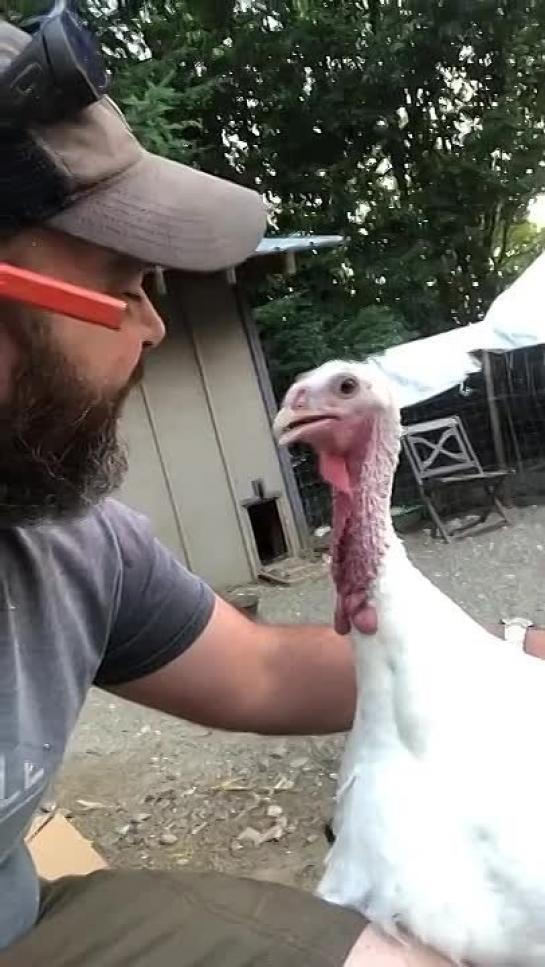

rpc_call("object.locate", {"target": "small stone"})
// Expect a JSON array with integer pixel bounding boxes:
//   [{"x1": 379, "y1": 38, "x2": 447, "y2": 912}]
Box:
[
  {"x1": 76, "y1": 799, "x2": 107, "y2": 812},
  {"x1": 273, "y1": 776, "x2": 294, "y2": 791},
  {"x1": 237, "y1": 826, "x2": 262, "y2": 846},
  {"x1": 40, "y1": 800, "x2": 56, "y2": 814},
  {"x1": 117, "y1": 824, "x2": 131, "y2": 838},
  {"x1": 270, "y1": 743, "x2": 287, "y2": 759},
  {"x1": 177, "y1": 857, "x2": 190, "y2": 867},
  {"x1": 266, "y1": 804, "x2": 283, "y2": 819},
  {"x1": 132, "y1": 812, "x2": 151, "y2": 824},
  {"x1": 259, "y1": 822, "x2": 286, "y2": 844},
  {"x1": 306, "y1": 833, "x2": 318, "y2": 844},
  {"x1": 289, "y1": 757, "x2": 309, "y2": 770},
  {"x1": 159, "y1": 832, "x2": 179, "y2": 846},
  {"x1": 225, "y1": 589, "x2": 259, "y2": 618},
  {"x1": 314, "y1": 525, "x2": 331, "y2": 538}
]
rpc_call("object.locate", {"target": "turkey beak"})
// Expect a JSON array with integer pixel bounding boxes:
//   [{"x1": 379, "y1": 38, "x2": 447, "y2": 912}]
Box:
[{"x1": 272, "y1": 406, "x2": 296, "y2": 444}]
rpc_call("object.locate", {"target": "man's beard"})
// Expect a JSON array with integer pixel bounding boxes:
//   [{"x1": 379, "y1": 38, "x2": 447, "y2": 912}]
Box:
[{"x1": 0, "y1": 305, "x2": 138, "y2": 527}]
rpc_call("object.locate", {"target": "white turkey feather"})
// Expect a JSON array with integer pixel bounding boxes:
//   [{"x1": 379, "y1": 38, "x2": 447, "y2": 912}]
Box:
[
  {"x1": 273, "y1": 360, "x2": 545, "y2": 966},
  {"x1": 318, "y1": 532, "x2": 545, "y2": 964}
]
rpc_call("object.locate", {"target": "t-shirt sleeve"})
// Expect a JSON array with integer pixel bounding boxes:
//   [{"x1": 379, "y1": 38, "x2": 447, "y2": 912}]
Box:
[{"x1": 95, "y1": 500, "x2": 215, "y2": 687}]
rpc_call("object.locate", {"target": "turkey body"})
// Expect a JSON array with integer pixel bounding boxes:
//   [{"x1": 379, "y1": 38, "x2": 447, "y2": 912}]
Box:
[{"x1": 317, "y1": 532, "x2": 545, "y2": 966}]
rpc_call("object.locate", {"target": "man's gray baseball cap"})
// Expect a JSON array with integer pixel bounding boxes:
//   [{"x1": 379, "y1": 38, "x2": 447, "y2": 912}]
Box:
[{"x1": 0, "y1": 20, "x2": 266, "y2": 271}]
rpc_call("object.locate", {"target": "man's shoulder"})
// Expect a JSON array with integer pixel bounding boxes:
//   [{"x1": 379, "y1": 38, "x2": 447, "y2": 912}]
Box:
[
  {"x1": 15, "y1": 498, "x2": 151, "y2": 579},
  {"x1": 89, "y1": 497, "x2": 149, "y2": 542},
  {"x1": 38, "y1": 498, "x2": 148, "y2": 545}
]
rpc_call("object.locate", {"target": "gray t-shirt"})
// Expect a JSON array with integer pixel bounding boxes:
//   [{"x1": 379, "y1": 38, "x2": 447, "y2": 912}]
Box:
[{"x1": 0, "y1": 498, "x2": 214, "y2": 949}]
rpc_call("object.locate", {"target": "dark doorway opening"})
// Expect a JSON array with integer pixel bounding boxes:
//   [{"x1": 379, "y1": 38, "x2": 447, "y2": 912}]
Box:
[{"x1": 247, "y1": 498, "x2": 287, "y2": 565}]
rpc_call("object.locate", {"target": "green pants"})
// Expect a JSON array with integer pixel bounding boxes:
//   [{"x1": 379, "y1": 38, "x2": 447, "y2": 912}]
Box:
[{"x1": 0, "y1": 869, "x2": 365, "y2": 966}]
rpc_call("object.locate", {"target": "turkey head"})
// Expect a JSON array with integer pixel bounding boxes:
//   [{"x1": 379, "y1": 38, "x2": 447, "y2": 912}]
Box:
[{"x1": 273, "y1": 361, "x2": 401, "y2": 636}]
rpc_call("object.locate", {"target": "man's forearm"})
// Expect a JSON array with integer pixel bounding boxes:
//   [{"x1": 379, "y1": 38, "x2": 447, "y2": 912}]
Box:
[
  {"x1": 256, "y1": 622, "x2": 357, "y2": 735},
  {"x1": 256, "y1": 616, "x2": 545, "y2": 737},
  {"x1": 118, "y1": 596, "x2": 357, "y2": 736},
  {"x1": 253, "y1": 617, "x2": 545, "y2": 738}
]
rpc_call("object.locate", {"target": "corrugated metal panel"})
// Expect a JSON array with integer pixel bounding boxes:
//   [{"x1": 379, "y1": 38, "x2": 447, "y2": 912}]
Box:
[{"x1": 254, "y1": 235, "x2": 344, "y2": 257}]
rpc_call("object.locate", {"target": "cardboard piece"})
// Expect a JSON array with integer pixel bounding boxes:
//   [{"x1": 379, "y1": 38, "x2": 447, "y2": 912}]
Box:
[{"x1": 25, "y1": 812, "x2": 107, "y2": 881}]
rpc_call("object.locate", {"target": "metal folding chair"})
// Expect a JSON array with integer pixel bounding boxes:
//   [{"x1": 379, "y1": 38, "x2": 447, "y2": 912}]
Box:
[{"x1": 401, "y1": 415, "x2": 512, "y2": 542}]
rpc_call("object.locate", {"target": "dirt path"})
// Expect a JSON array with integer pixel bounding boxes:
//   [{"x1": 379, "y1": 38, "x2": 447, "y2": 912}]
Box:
[{"x1": 56, "y1": 504, "x2": 545, "y2": 889}]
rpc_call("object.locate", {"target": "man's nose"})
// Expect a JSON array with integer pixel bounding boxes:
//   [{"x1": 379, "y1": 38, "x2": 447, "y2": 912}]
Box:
[{"x1": 140, "y1": 294, "x2": 166, "y2": 348}]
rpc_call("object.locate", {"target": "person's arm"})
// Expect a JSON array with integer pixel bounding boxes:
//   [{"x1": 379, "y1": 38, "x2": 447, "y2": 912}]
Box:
[
  {"x1": 524, "y1": 626, "x2": 545, "y2": 657},
  {"x1": 96, "y1": 502, "x2": 356, "y2": 734},
  {"x1": 343, "y1": 925, "x2": 454, "y2": 966},
  {"x1": 113, "y1": 594, "x2": 357, "y2": 734}
]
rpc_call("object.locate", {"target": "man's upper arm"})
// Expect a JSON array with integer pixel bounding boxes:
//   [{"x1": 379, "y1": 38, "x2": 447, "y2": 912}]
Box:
[
  {"x1": 95, "y1": 501, "x2": 215, "y2": 688},
  {"x1": 111, "y1": 593, "x2": 276, "y2": 730},
  {"x1": 97, "y1": 501, "x2": 272, "y2": 730}
]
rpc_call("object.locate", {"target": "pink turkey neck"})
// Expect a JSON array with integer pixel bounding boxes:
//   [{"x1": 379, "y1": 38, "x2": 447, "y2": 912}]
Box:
[{"x1": 321, "y1": 413, "x2": 400, "y2": 635}]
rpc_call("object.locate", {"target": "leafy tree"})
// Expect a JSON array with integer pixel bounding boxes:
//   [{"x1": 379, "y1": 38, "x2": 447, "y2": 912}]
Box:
[
  {"x1": 498, "y1": 220, "x2": 545, "y2": 278},
  {"x1": 6, "y1": 0, "x2": 545, "y2": 394}
]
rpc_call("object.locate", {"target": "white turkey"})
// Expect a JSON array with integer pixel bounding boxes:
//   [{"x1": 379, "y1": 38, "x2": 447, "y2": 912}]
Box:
[{"x1": 273, "y1": 359, "x2": 545, "y2": 966}]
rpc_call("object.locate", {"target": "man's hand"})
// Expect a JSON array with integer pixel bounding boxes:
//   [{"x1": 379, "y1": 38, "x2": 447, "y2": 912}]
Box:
[
  {"x1": 490, "y1": 622, "x2": 545, "y2": 658},
  {"x1": 112, "y1": 594, "x2": 357, "y2": 735}
]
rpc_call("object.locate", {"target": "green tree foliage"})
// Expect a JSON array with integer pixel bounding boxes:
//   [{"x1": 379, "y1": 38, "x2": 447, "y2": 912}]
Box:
[{"x1": 6, "y1": 1, "x2": 545, "y2": 395}]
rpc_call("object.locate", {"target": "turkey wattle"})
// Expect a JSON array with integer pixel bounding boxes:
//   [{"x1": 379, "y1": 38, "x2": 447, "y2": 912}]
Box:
[{"x1": 273, "y1": 360, "x2": 545, "y2": 966}]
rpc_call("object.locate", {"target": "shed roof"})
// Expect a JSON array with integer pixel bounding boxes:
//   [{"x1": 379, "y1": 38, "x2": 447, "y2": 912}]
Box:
[{"x1": 254, "y1": 235, "x2": 345, "y2": 257}]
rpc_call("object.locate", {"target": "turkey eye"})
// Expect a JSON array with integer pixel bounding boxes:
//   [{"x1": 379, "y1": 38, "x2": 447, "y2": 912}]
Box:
[{"x1": 337, "y1": 375, "x2": 359, "y2": 397}]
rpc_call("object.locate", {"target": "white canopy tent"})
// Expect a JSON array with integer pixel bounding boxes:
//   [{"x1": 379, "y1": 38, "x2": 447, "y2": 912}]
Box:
[{"x1": 366, "y1": 250, "x2": 545, "y2": 410}]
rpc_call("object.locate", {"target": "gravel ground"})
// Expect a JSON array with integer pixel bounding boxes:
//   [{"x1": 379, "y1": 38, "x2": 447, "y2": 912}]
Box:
[{"x1": 55, "y1": 503, "x2": 545, "y2": 890}]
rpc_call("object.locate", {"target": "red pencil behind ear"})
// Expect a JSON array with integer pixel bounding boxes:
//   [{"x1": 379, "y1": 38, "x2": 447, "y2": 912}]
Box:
[{"x1": 0, "y1": 263, "x2": 126, "y2": 330}]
